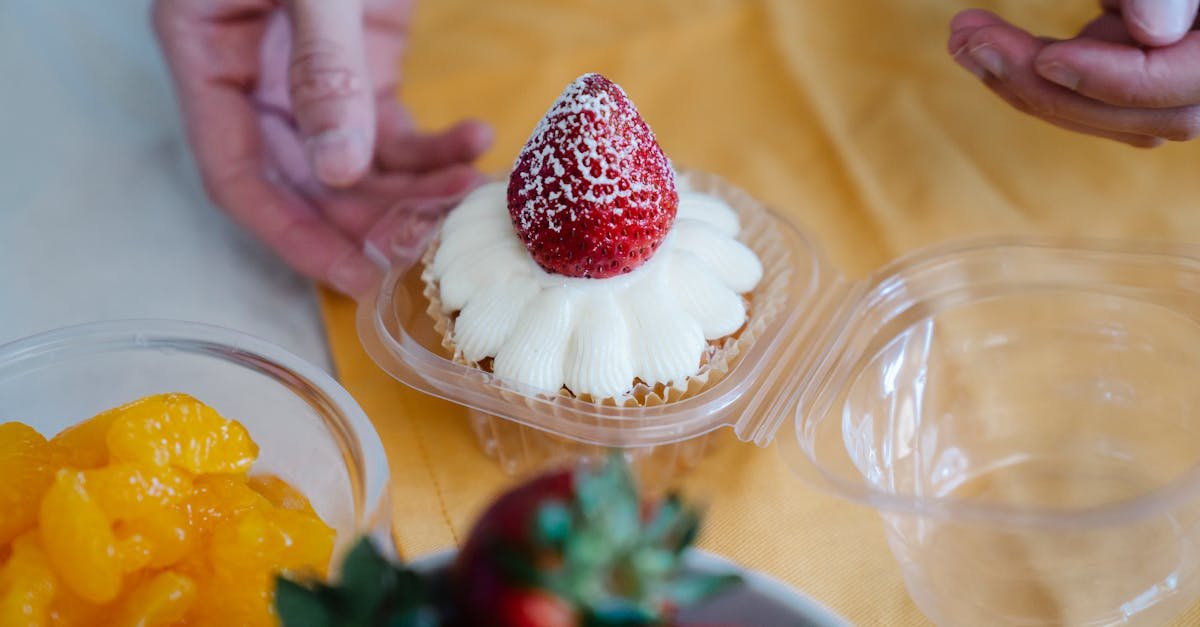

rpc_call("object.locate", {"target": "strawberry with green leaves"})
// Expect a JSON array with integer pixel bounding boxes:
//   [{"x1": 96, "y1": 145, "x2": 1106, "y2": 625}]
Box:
[{"x1": 276, "y1": 456, "x2": 740, "y2": 626}]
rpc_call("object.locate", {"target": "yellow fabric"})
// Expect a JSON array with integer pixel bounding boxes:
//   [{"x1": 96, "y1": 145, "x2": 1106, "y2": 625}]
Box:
[{"x1": 317, "y1": 1, "x2": 1200, "y2": 624}]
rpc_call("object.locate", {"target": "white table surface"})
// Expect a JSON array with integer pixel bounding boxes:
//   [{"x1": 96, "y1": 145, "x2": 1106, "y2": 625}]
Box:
[{"x1": 0, "y1": 0, "x2": 331, "y2": 370}]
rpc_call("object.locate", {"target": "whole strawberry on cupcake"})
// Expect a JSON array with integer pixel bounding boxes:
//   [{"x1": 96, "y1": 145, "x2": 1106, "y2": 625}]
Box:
[{"x1": 423, "y1": 73, "x2": 763, "y2": 403}]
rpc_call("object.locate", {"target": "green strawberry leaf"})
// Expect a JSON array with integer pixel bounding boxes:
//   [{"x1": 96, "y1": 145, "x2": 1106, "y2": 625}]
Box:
[
  {"x1": 534, "y1": 500, "x2": 574, "y2": 548},
  {"x1": 339, "y1": 538, "x2": 396, "y2": 623},
  {"x1": 628, "y1": 547, "x2": 675, "y2": 582},
  {"x1": 670, "y1": 510, "x2": 701, "y2": 555},
  {"x1": 275, "y1": 577, "x2": 334, "y2": 627},
  {"x1": 642, "y1": 496, "x2": 684, "y2": 544}
]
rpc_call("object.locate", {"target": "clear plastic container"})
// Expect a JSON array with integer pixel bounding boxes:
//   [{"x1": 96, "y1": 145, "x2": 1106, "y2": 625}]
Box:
[
  {"x1": 0, "y1": 319, "x2": 393, "y2": 565},
  {"x1": 358, "y1": 171, "x2": 835, "y2": 487},
  {"x1": 359, "y1": 170, "x2": 1200, "y2": 625},
  {"x1": 776, "y1": 238, "x2": 1200, "y2": 626}
]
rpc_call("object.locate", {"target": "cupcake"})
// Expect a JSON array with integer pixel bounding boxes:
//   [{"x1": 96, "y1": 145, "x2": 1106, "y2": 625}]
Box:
[{"x1": 421, "y1": 73, "x2": 764, "y2": 406}]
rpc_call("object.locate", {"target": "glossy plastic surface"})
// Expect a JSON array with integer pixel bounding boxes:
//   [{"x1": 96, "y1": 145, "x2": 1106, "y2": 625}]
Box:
[
  {"x1": 0, "y1": 320, "x2": 393, "y2": 564},
  {"x1": 358, "y1": 172, "x2": 835, "y2": 449},
  {"x1": 781, "y1": 238, "x2": 1200, "y2": 625}
]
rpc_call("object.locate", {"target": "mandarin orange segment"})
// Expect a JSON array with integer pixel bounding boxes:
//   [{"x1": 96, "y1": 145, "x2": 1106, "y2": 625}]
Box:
[
  {"x1": 115, "y1": 531, "x2": 153, "y2": 575},
  {"x1": 37, "y1": 470, "x2": 122, "y2": 604},
  {"x1": 47, "y1": 404, "x2": 123, "y2": 470},
  {"x1": 85, "y1": 463, "x2": 193, "y2": 521},
  {"x1": 188, "y1": 573, "x2": 277, "y2": 627},
  {"x1": 109, "y1": 571, "x2": 196, "y2": 627},
  {"x1": 116, "y1": 509, "x2": 193, "y2": 571},
  {"x1": 180, "y1": 475, "x2": 271, "y2": 540},
  {"x1": 209, "y1": 508, "x2": 333, "y2": 575},
  {"x1": 47, "y1": 587, "x2": 105, "y2": 627},
  {"x1": 268, "y1": 509, "x2": 336, "y2": 577},
  {"x1": 0, "y1": 533, "x2": 58, "y2": 627},
  {"x1": 247, "y1": 474, "x2": 318, "y2": 515},
  {"x1": 4, "y1": 395, "x2": 333, "y2": 627},
  {"x1": 106, "y1": 393, "x2": 258, "y2": 474},
  {"x1": 199, "y1": 508, "x2": 332, "y2": 627},
  {"x1": 0, "y1": 423, "x2": 54, "y2": 547}
]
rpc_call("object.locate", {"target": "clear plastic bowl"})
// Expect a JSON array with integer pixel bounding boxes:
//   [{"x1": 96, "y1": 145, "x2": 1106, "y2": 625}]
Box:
[
  {"x1": 357, "y1": 171, "x2": 834, "y2": 490},
  {"x1": 0, "y1": 319, "x2": 392, "y2": 564}
]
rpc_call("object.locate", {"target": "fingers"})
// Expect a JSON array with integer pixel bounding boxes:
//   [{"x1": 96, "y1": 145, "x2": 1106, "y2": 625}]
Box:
[
  {"x1": 375, "y1": 100, "x2": 494, "y2": 172},
  {"x1": 1077, "y1": 12, "x2": 1138, "y2": 45},
  {"x1": 181, "y1": 88, "x2": 380, "y2": 297},
  {"x1": 311, "y1": 166, "x2": 485, "y2": 242},
  {"x1": 358, "y1": 163, "x2": 489, "y2": 200},
  {"x1": 257, "y1": 103, "x2": 483, "y2": 237},
  {"x1": 154, "y1": 1, "x2": 379, "y2": 297},
  {"x1": 197, "y1": 97, "x2": 381, "y2": 297},
  {"x1": 949, "y1": 11, "x2": 1195, "y2": 145},
  {"x1": 222, "y1": 176, "x2": 383, "y2": 297},
  {"x1": 378, "y1": 120, "x2": 494, "y2": 173},
  {"x1": 948, "y1": 8, "x2": 1006, "y2": 74},
  {"x1": 1117, "y1": 0, "x2": 1199, "y2": 46},
  {"x1": 1035, "y1": 34, "x2": 1200, "y2": 108},
  {"x1": 284, "y1": 0, "x2": 375, "y2": 188},
  {"x1": 982, "y1": 75, "x2": 1163, "y2": 147}
]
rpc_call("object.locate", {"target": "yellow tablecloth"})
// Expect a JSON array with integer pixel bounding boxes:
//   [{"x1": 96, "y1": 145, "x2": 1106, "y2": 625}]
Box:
[{"x1": 318, "y1": 2, "x2": 1200, "y2": 624}]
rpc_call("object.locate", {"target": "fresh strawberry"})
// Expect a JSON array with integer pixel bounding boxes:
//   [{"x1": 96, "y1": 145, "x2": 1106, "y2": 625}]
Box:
[
  {"x1": 451, "y1": 457, "x2": 739, "y2": 627},
  {"x1": 507, "y1": 73, "x2": 678, "y2": 279},
  {"x1": 275, "y1": 456, "x2": 740, "y2": 627}
]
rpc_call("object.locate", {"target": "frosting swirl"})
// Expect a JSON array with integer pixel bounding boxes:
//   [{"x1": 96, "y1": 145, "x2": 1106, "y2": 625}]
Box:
[{"x1": 429, "y1": 177, "x2": 763, "y2": 398}]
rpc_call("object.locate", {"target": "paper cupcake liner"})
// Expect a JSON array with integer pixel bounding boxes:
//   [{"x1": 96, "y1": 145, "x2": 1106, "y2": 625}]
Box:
[{"x1": 418, "y1": 171, "x2": 793, "y2": 411}]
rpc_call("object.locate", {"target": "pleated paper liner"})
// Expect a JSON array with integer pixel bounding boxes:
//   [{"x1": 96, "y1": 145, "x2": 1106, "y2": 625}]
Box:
[{"x1": 419, "y1": 171, "x2": 793, "y2": 492}]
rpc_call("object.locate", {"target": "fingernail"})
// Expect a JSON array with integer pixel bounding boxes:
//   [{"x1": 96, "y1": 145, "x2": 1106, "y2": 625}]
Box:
[
  {"x1": 948, "y1": 29, "x2": 972, "y2": 56},
  {"x1": 1130, "y1": 0, "x2": 1192, "y2": 44},
  {"x1": 953, "y1": 46, "x2": 989, "y2": 80},
  {"x1": 308, "y1": 128, "x2": 370, "y2": 187},
  {"x1": 328, "y1": 253, "x2": 380, "y2": 298},
  {"x1": 1039, "y1": 62, "x2": 1080, "y2": 90},
  {"x1": 969, "y1": 44, "x2": 1006, "y2": 78}
]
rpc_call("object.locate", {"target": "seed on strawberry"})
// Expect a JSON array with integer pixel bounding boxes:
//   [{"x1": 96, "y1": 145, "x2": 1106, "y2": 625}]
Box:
[{"x1": 507, "y1": 73, "x2": 678, "y2": 279}]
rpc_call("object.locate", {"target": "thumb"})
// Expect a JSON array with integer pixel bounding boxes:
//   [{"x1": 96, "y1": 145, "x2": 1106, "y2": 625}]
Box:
[
  {"x1": 1119, "y1": 0, "x2": 1200, "y2": 46},
  {"x1": 286, "y1": 0, "x2": 374, "y2": 187}
]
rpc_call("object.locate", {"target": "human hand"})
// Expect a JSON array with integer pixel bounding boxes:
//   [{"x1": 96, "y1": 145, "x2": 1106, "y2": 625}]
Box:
[
  {"x1": 154, "y1": 0, "x2": 492, "y2": 297},
  {"x1": 948, "y1": 0, "x2": 1200, "y2": 148}
]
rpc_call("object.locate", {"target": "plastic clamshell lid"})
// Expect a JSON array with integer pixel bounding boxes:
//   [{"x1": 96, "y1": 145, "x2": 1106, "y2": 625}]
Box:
[
  {"x1": 779, "y1": 236, "x2": 1200, "y2": 525},
  {"x1": 357, "y1": 171, "x2": 842, "y2": 448}
]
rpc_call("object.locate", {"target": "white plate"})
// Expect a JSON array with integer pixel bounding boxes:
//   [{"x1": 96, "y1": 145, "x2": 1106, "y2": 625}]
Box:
[{"x1": 411, "y1": 549, "x2": 851, "y2": 626}]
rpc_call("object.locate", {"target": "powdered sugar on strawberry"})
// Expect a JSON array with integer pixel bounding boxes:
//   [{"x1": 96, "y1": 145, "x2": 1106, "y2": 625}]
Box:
[{"x1": 507, "y1": 73, "x2": 678, "y2": 279}]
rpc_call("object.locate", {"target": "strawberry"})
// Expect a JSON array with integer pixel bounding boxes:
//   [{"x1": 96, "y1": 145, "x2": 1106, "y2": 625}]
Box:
[
  {"x1": 450, "y1": 458, "x2": 738, "y2": 627},
  {"x1": 275, "y1": 456, "x2": 741, "y2": 627},
  {"x1": 497, "y1": 590, "x2": 578, "y2": 627},
  {"x1": 507, "y1": 73, "x2": 678, "y2": 279}
]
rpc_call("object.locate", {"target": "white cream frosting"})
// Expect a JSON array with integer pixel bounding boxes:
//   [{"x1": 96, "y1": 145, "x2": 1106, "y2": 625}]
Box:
[{"x1": 429, "y1": 178, "x2": 763, "y2": 398}]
